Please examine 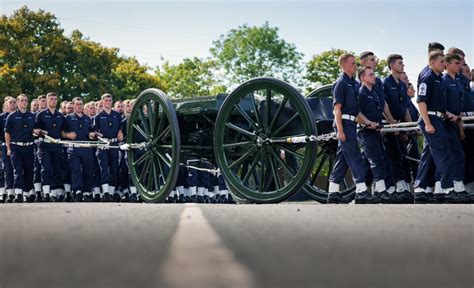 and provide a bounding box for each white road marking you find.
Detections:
[160,204,255,288]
